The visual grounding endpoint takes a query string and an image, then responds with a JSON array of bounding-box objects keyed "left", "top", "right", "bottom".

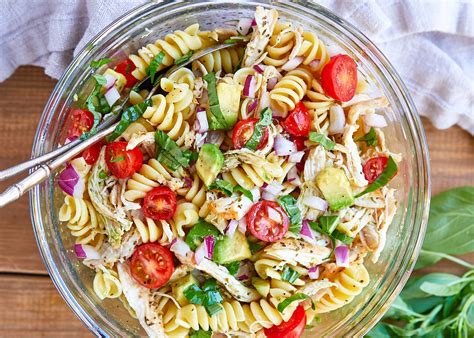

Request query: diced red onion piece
[
  {"left": 183, "top": 177, "right": 193, "bottom": 188},
  {"left": 335, "top": 245, "right": 350, "bottom": 267},
  {"left": 104, "top": 86, "right": 121, "bottom": 107},
  {"left": 262, "top": 191, "right": 276, "bottom": 201},
  {"left": 204, "top": 235, "right": 215, "bottom": 259},
  {"left": 237, "top": 18, "right": 253, "bottom": 36},
  {"left": 267, "top": 206, "right": 282, "bottom": 223},
  {"left": 206, "top": 131, "right": 225, "bottom": 145},
  {"left": 363, "top": 114, "right": 388, "bottom": 128},
  {"left": 253, "top": 64, "right": 265, "bottom": 73},
  {"left": 300, "top": 220, "right": 316, "bottom": 245},
  {"left": 262, "top": 181, "right": 284, "bottom": 196},
  {"left": 302, "top": 196, "right": 328, "bottom": 211},
  {"left": 329, "top": 105, "right": 346, "bottom": 135},
  {"left": 238, "top": 217, "right": 247, "bottom": 233},
  {"left": 104, "top": 73, "right": 116, "bottom": 90},
  {"left": 274, "top": 135, "right": 297, "bottom": 156},
  {"left": 170, "top": 238, "right": 192, "bottom": 258},
  {"left": 58, "top": 164, "right": 84, "bottom": 198},
  {"left": 309, "top": 60, "right": 321, "bottom": 71},
  {"left": 74, "top": 244, "right": 100, "bottom": 260},
  {"left": 267, "top": 77, "right": 278, "bottom": 90},
  {"left": 236, "top": 262, "right": 251, "bottom": 281},
  {"left": 288, "top": 151, "right": 305, "bottom": 163},
  {"left": 195, "top": 133, "right": 207, "bottom": 148},
  {"left": 308, "top": 266, "right": 320, "bottom": 280},
  {"left": 260, "top": 91, "right": 270, "bottom": 110},
  {"left": 196, "top": 109, "right": 209, "bottom": 133},
  {"left": 251, "top": 18, "right": 256, "bottom": 26},
  {"left": 243, "top": 75, "right": 257, "bottom": 98},
  {"left": 237, "top": 274, "right": 249, "bottom": 281},
  {"left": 226, "top": 220, "right": 239, "bottom": 238},
  {"left": 282, "top": 56, "right": 304, "bottom": 71},
  {"left": 195, "top": 242, "right": 207, "bottom": 265},
  {"left": 247, "top": 99, "right": 258, "bottom": 115},
  {"left": 287, "top": 166, "right": 302, "bottom": 186}
]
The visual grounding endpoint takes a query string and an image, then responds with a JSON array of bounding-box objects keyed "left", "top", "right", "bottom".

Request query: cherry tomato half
[
  {"left": 232, "top": 118, "right": 269, "bottom": 150},
  {"left": 321, "top": 54, "right": 357, "bottom": 102},
  {"left": 115, "top": 58, "right": 138, "bottom": 88},
  {"left": 82, "top": 141, "right": 104, "bottom": 165},
  {"left": 264, "top": 305, "right": 306, "bottom": 338},
  {"left": 66, "top": 109, "right": 94, "bottom": 139},
  {"left": 363, "top": 156, "right": 388, "bottom": 184},
  {"left": 142, "top": 187, "right": 177, "bottom": 221},
  {"left": 246, "top": 201, "right": 289, "bottom": 242},
  {"left": 281, "top": 102, "right": 310, "bottom": 137},
  {"left": 130, "top": 243, "right": 175, "bottom": 289},
  {"left": 105, "top": 141, "right": 143, "bottom": 179}
]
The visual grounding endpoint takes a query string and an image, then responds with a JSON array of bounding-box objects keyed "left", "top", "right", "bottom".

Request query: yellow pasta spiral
[
  {"left": 269, "top": 67, "right": 312, "bottom": 114},
  {"left": 166, "top": 67, "right": 196, "bottom": 91},
  {"left": 303, "top": 79, "right": 334, "bottom": 134},
  {"left": 192, "top": 46, "right": 244, "bottom": 75},
  {"left": 177, "top": 173, "right": 207, "bottom": 208},
  {"left": 120, "top": 117, "right": 154, "bottom": 141},
  {"left": 172, "top": 200, "right": 199, "bottom": 237},
  {"left": 297, "top": 31, "right": 330, "bottom": 70},
  {"left": 314, "top": 263, "right": 370, "bottom": 313},
  {"left": 264, "top": 22, "right": 295, "bottom": 67},
  {"left": 129, "top": 24, "right": 203, "bottom": 80},
  {"left": 132, "top": 217, "right": 177, "bottom": 245},
  {"left": 93, "top": 267, "right": 122, "bottom": 300},
  {"left": 254, "top": 255, "right": 306, "bottom": 287},
  {"left": 222, "top": 165, "right": 268, "bottom": 190},
  {"left": 58, "top": 196, "right": 104, "bottom": 250}
]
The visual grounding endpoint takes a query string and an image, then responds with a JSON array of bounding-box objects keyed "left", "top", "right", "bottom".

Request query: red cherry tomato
[
  {"left": 115, "top": 58, "right": 138, "bottom": 88},
  {"left": 363, "top": 156, "right": 388, "bottom": 184},
  {"left": 66, "top": 109, "right": 94, "bottom": 139},
  {"left": 291, "top": 136, "right": 307, "bottom": 151},
  {"left": 82, "top": 141, "right": 104, "bottom": 165},
  {"left": 105, "top": 141, "right": 143, "bottom": 179},
  {"left": 142, "top": 187, "right": 177, "bottom": 221},
  {"left": 232, "top": 118, "right": 269, "bottom": 150},
  {"left": 246, "top": 201, "right": 289, "bottom": 242},
  {"left": 321, "top": 54, "right": 358, "bottom": 102},
  {"left": 264, "top": 305, "right": 306, "bottom": 338},
  {"left": 130, "top": 243, "right": 175, "bottom": 289},
  {"left": 281, "top": 102, "right": 310, "bottom": 137}
]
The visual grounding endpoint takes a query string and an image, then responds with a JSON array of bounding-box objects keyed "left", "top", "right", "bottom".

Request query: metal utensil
[{"left": 0, "top": 41, "right": 241, "bottom": 207}]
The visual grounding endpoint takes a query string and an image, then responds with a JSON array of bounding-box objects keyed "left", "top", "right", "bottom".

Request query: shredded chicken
[
  {"left": 222, "top": 149, "right": 284, "bottom": 178},
  {"left": 263, "top": 238, "right": 331, "bottom": 268},
  {"left": 372, "top": 187, "right": 397, "bottom": 262},
  {"left": 298, "top": 279, "right": 335, "bottom": 301},
  {"left": 242, "top": 6, "right": 278, "bottom": 67},
  {"left": 288, "top": 26, "right": 303, "bottom": 60}
]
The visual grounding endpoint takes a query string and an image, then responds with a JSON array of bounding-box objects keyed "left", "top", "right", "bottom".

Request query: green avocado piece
[
  {"left": 213, "top": 231, "right": 251, "bottom": 265},
  {"left": 185, "top": 220, "right": 220, "bottom": 250},
  {"left": 316, "top": 167, "right": 354, "bottom": 211},
  {"left": 252, "top": 277, "right": 270, "bottom": 298},
  {"left": 172, "top": 274, "right": 197, "bottom": 306},
  {"left": 208, "top": 82, "right": 242, "bottom": 130},
  {"left": 196, "top": 143, "right": 224, "bottom": 186}
]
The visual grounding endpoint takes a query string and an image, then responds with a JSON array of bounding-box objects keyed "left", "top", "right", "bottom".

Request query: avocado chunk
[
  {"left": 213, "top": 230, "right": 251, "bottom": 265},
  {"left": 196, "top": 144, "right": 224, "bottom": 186},
  {"left": 316, "top": 167, "right": 354, "bottom": 211},
  {"left": 208, "top": 82, "right": 242, "bottom": 130},
  {"left": 185, "top": 220, "right": 220, "bottom": 250},
  {"left": 252, "top": 277, "right": 270, "bottom": 297},
  {"left": 172, "top": 274, "right": 197, "bottom": 306}
]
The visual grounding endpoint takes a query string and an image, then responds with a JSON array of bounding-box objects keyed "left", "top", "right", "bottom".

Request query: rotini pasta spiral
[
  {"left": 221, "top": 164, "right": 268, "bottom": 190},
  {"left": 192, "top": 46, "right": 244, "bottom": 75},
  {"left": 177, "top": 173, "right": 207, "bottom": 208},
  {"left": 297, "top": 31, "right": 330, "bottom": 70},
  {"left": 120, "top": 117, "right": 154, "bottom": 141},
  {"left": 133, "top": 217, "right": 177, "bottom": 245},
  {"left": 269, "top": 67, "right": 312, "bottom": 114},
  {"left": 58, "top": 196, "right": 104, "bottom": 250},
  {"left": 166, "top": 67, "right": 196, "bottom": 91},
  {"left": 172, "top": 200, "right": 199, "bottom": 237},
  {"left": 264, "top": 22, "right": 295, "bottom": 67},
  {"left": 130, "top": 24, "right": 203, "bottom": 80},
  {"left": 254, "top": 255, "right": 306, "bottom": 286},
  {"left": 314, "top": 263, "right": 370, "bottom": 313},
  {"left": 303, "top": 79, "right": 334, "bottom": 134},
  {"left": 93, "top": 266, "right": 123, "bottom": 300}
]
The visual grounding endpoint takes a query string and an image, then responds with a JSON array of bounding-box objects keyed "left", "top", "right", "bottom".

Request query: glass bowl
[{"left": 29, "top": 0, "right": 430, "bottom": 336}]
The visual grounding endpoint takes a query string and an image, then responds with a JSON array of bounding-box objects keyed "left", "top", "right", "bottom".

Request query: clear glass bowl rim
[{"left": 29, "top": 0, "right": 431, "bottom": 336}]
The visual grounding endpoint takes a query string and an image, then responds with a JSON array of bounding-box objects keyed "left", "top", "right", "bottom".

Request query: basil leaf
[
  {"left": 420, "top": 277, "right": 467, "bottom": 297},
  {"left": 205, "top": 303, "right": 223, "bottom": 316},
  {"left": 184, "top": 284, "right": 205, "bottom": 305},
  {"left": 224, "top": 261, "right": 240, "bottom": 276},
  {"left": 318, "top": 215, "right": 339, "bottom": 234},
  {"left": 189, "top": 329, "right": 212, "bottom": 338},
  {"left": 183, "top": 150, "right": 199, "bottom": 164},
  {"left": 233, "top": 185, "right": 253, "bottom": 201},
  {"left": 203, "top": 279, "right": 217, "bottom": 292},
  {"left": 109, "top": 155, "right": 125, "bottom": 163},
  {"left": 245, "top": 107, "right": 273, "bottom": 150},
  {"left": 155, "top": 130, "right": 191, "bottom": 170},
  {"left": 277, "top": 195, "right": 302, "bottom": 234},
  {"left": 174, "top": 51, "right": 193, "bottom": 65},
  {"left": 93, "top": 74, "right": 107, "bottom": 86},
  {"left": 203, "top": 72, "right": 228, "bottom": 130},
  {"left": 224, "top": 38, "right": 241, "bottom": 44},
  {"left": 356, "top": 156, "right": 398, "bottom": 197},
  {"left": 185, "top": 221, "right": 219, "bottom": 250},
  {"left": 277, "top": 293, "right": 310, "bottom": 312},
  {"left": 208, "top": 179, "right": 234, "bottom": 196},
  {"left": 281, "top": 266, "right": 301, "bottom": 284},
  {"left": 401, "top": 273, "right": 461, "bottom": 300},
  {"left": 248, "top": 241, "right": 263, "bottom": 254},
  {"left": 309, "top": 132, "right": 335, "bottom": 150},
  {"left": 90, "top": 58, "right": 112, "bottom": 69},
  {"left": 148, "top": 51, "right": 165, "bottom": 84},
  {"left": 331, "top": 230, "right": 354, "bottom": 245},
  {"left": 105, "top": 99, "right": 152, "bottom": 142},
  {"left": 356, "top": 127, "right": 378, "bottom": 147}
]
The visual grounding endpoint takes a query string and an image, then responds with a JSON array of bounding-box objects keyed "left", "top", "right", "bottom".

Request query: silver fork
[{"left": 0, "top": 41, "right": 242, "bottom": 207}]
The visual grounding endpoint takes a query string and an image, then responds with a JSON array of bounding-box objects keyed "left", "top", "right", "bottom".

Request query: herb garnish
[
  {"left": 309, "top": 218, "right": 354, "bottom": 245},
  {"left": 81, "top": 74, "right": 111, "bottom": 139},
  {"left": 148, "top": 51, "right": 165, "bottom": 84},
  {"left": 277, "top": 293, "right": 314, "bottom": 312},
  {"left": 185, "top": 221, "right": 219, "bottom": 250},
  {"left": 155, "top": 130, "right": 192, "bottom": 170},
  {"left": 281, "top": 266, "right": 301, "bottom": 284},
  {"left": 308, "top": 132, "right": 335, "bottom": 150},
  {"left": 106, "top": 99, "right": 152, "bottom": 142},
  {"left": 277, "top": 195, "right": 302, "bottom": 234},
  {"left": 356, "top": 127, "right": 377, "bottom": 147},
  {"left": 184, "top": 280, "right": 223, "bottom": 316},
  {"left": 174, "top": 51, "right": 193, "bottom": 65},
  {"left": 203, "top": 72, "right": 228, "bottom": 130},
  {"left": 356, "top": 156, "right": 397, "bottom": 197},
  {"left": 248, "top": 241, "right": 263, "bottom": 254},
  {"left": 224, "top": 261, "right": 240, "bottom": 276},
  {"left": 245, "top": 107, "right": 273, "bottom": 150},
  {"left": 208, "top": 179, "right": 253, "bottom": 200},
  {"left": 189, "top": 329, "right": 212, "bottom": 338},
  {"left": 90, "top": 58, "right": 112, "bottom": 69},
  {"left": 109, "top": 155, "right": 125, "bottom": 163},
  {"left": 98, "top": 170, "right": 108, "bottom": 179}
]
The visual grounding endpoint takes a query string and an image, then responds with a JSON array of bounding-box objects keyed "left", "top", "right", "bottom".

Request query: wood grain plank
[{"left": 0, "top": 274, "right": 91, "bottom": 337}]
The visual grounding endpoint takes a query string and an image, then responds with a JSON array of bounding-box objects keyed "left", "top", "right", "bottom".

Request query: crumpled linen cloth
[{"left": 1, "top": 0, "right": 472, "bottom": 134}]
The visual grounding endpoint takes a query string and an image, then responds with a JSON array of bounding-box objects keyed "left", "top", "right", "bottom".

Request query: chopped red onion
[
  {"left": 282, "top": 56, "right": 304, "bottom": 71},
  {"left": 302, "top": 196, "right": 329, "bottom": 211},
  {"left": 259, "top": 91, "right": 270, "bottom": 110},
  {"left": 183, "top": 177, "right": 193, "bottom": 188},
  {"left": 236, "top": 262, "right": 251, "bottom": 281},
  {"left": 262, "top": 191, "right": 276, "bottom": 201},
  {"left": 274, "top": 135, "right": 297, "bottom": 156},
  {"left": 267, "top": 77, "right": 278, "bottom": 90},
  {"left": 300, "top": 220, "right": 317, "bottom": 245},
  {"left": 195, "top": 132, "right": 207, "bottom": 149},
  {"left": 335, "top": 245, "right": 350, "bottom": 267},
  {"left": 308, "top": 266, "right": 320, "bottom": 280},
  {"left": 237, "top": 18, "right": 253, "bottom": 36},
  {"left": 287, "top": 166, "right": 302, "bottom": 186},
  {"left": 226, "top": 220, "right": 239, "bottom": 238},
  {"left": 251, "top": 18, "right": 256, "bottom": 26},
  {"left": 170, "top": 238, "right": 191, "bottom": 258},
  {"left": 262, "top": 181, "right": 284, "bottom": 196},
  {"left": 288, "top": 151, "right": 305, "bottom": 163},
  {"left": 267, "top": 206, "right": 282, "bottom": 223},
  {"left": 243, "top": 75, "right": 257, "bottom": 98},
  {"left": 196, "top": 109, "right": 209, "bottom": 133},
  {"left": 74, "top": 244, "right": 100, "bottom": 260},
  {"left": 104, "top": 73, "right": 117, "bottom": 90},
  {"left": 237, "top": 274, "right": 249, "bottom": 281},
  {"left": 206, "top": 131, "right": 225, "bottom": 145},
  {"left": 58, "top": 164, "right": 85, "bottom": 198},
  {"left": 363, "top": 114, "right": 387, "bottom": 128},
  {"left": 253, "top": 64, "right": 265, "bottom": 74},
  {"left": 329, "top": 105, "right": 346, "bottom": 135},
  {"left": 104, "top": 86, "right": 120, "bottom": 107},
  {"left": 247, "top": 99, "right": 258, "bottom": 115},
  {"left": 195, "top": 242, "right": 207, "bottom": 265},
  {"left": 309, "top": 60, "right": 321, "bottom": 71},
  {"left": 238, "top": 217, "right": 247, "bottom": 233},
  {"left": 204, "top": 236, "right": 215, "bottom": 259}
]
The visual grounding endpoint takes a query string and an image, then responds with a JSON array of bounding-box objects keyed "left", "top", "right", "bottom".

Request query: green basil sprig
[
  {"left": 155, "top": 130, "right": 192, "bottom": 170},
  {"left": 281, "top": 266, "right": 301, "bottom": 284},
  {"left": 277, "top": 195, "right": 302, "bottom": 234},
  {"left": 105, "top": 99, "right": 152, "bottom": 142},
  {"left": 81, "top": 74, "right": 111, "bottom": 139},
  {"left": 203, "top": 72, "right": 228, "bottom": 130},
  {"left": 90, "top": 58, "right": 112, "bottom": 69},
  {"left": 148, "top": 51, "right": 165, "bottom": 84},
  {"left": 356, "top": 156, "right": 398, "bottom": 197},
  {"left": 356, "top": 127, "right": 377, "bottom": 147},
  {"left": 309, "top": 132, "right": 335, "bottom": 150},
  {"left": 245, "top": 107, "right": 273, "bottom": 150},
  {"left": 277, "top": 293, "right": 314, "bottom": 312},
  {"left": 174, "top": 51, "right": 193, "bottom": 65}
]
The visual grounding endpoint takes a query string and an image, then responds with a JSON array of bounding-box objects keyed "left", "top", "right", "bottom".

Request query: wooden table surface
[{"left": 0, "top": 66, "right": 472, "bottom": 337}]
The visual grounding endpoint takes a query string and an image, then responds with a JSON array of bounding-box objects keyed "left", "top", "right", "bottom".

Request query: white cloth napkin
[{"left": 1, "top": 0, "right": 472, "bottom": 134}]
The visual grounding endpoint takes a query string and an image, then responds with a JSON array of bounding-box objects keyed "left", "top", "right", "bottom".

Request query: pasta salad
[{"left": 57, "top": 6, "right": 400, "bottom": 337}]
